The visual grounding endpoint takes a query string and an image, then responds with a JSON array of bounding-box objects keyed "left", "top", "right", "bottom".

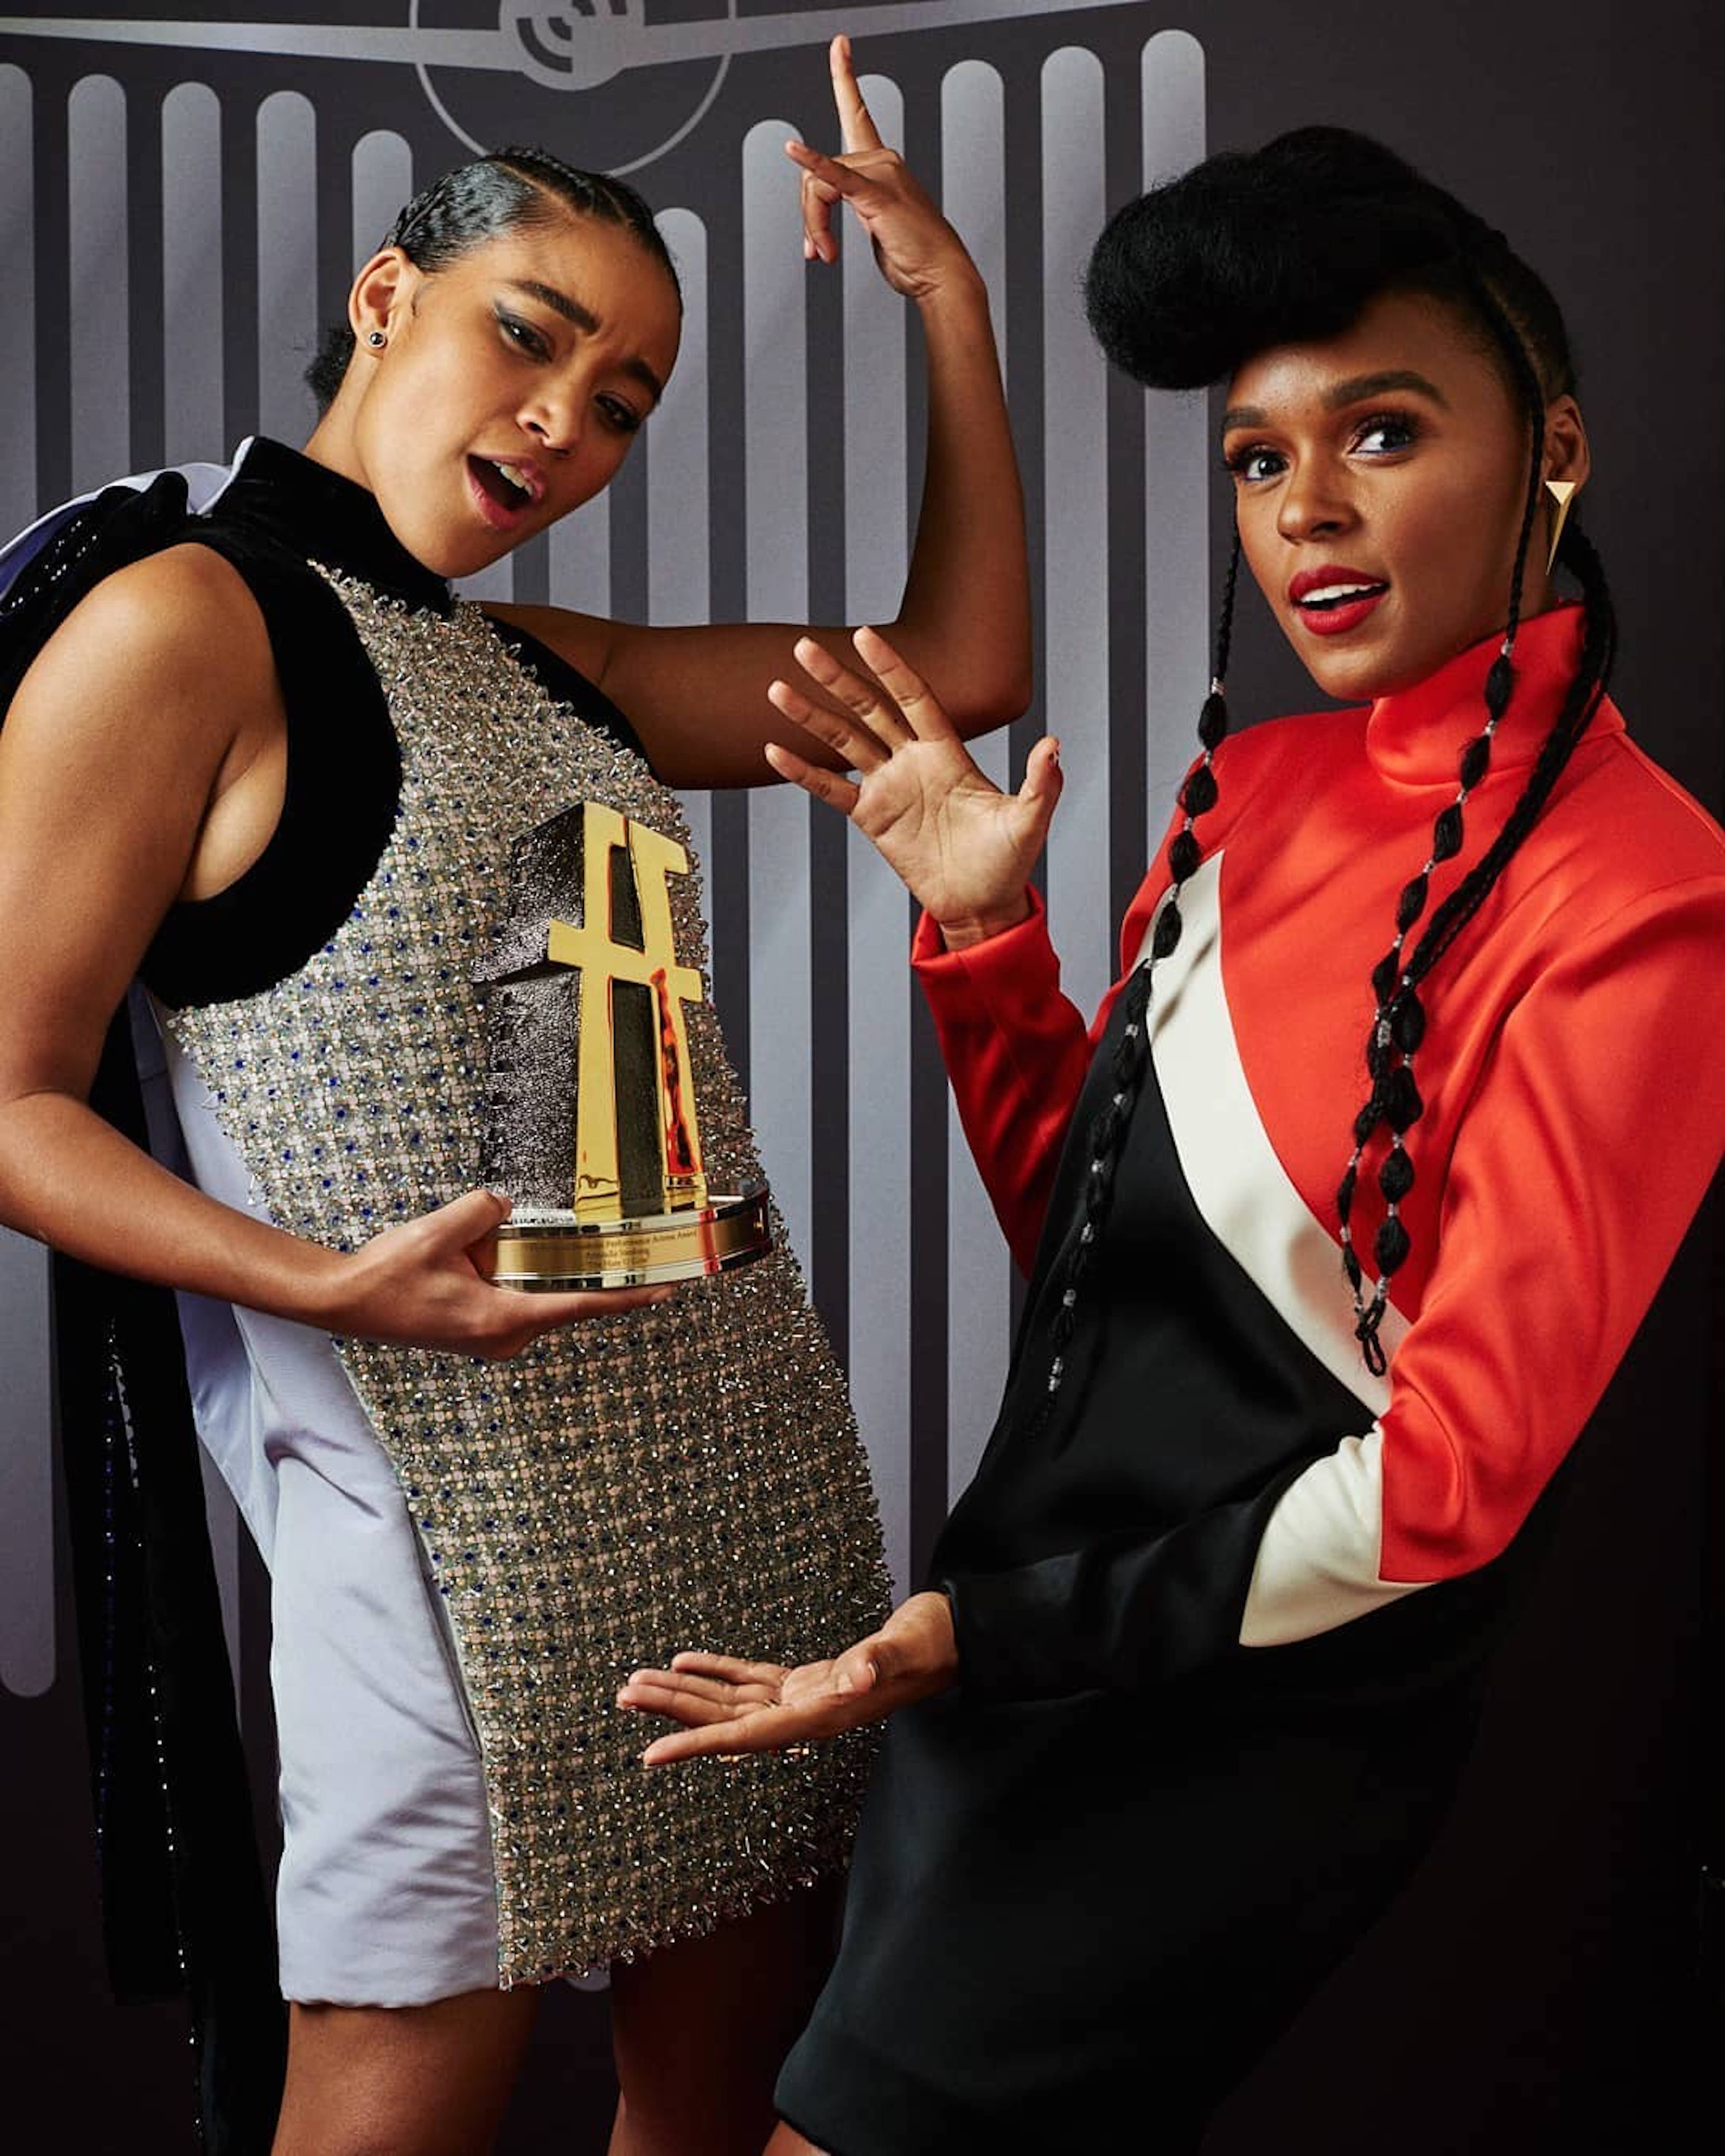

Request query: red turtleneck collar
[{"left": 1363, "top": 602, "right": 1623, "bottom": 787}]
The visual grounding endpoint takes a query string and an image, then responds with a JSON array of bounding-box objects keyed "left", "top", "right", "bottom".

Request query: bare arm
[
  {"left": 0, "top": 549, "right": 664, "bottom": 1353},
  {"left": 487, "top": 36, "right": 1030, "bottom": 791}
]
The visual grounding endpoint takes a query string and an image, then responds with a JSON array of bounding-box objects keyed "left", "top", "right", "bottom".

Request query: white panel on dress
[{"left": 1132, "top": 854, "right": 1422, "bottom": 1646}]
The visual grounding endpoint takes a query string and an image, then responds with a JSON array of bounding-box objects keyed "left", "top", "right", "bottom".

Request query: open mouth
[
  {"left": 1296, "top": 580, "right": 1388, "bottom": 613},
  {"left": 467, "top": 455, "right": 539, "bottom": 522},
  {"left": 1288, "top": 570, "right": 1390, "bottom": 638}
]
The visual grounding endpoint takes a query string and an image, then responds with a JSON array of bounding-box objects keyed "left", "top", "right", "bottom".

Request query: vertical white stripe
[
  {"left": 740, "top": 124, "right": 815, "bottom": 1274},
  {"left": 1142, "top": 32, "right": 1210, "bottom": 845},
  {"left": 68, "top": 74, "right": 129, "bottom": 493},
  {"left": 351, "top": 127, "right": 412, "bottom": 274},
  {"left": 0, "top": 1231, "right": 53, "bottom": 1697},
  {"left": 255, "top": 89, "right": 317, "bottom": 446},
  {"left": 647, "top": 209, "right": 710, "bottom": 627},
  {"left": 161, "top": 82, "right": 223, "bottom": 467},
  {"left": 0, "top": 67, "right": 36, "bottom": 536},
  {"left": 940, "top": 59, "right": 1013, "bottom": 1506},
  {"left": 1040, "top": 48, "right": 1111, "bottom": 1026},
  {"left": 456, "top": 558, "right": 516, "bottom": 603},
  {"left": 648, "top": 207, "right": 717, "bottom": 905},
  {"left": 0, "top": 68, "right": 49, "bottom": 1701},
  {"left": 843, "top": 75, "right": 911, "bottom": 1591},
  {"left": 549, "top": 493, "right": 611, "bottom": 615},
  {"left": 940, "top": 60, "right": 1008, "bottom": 384}
]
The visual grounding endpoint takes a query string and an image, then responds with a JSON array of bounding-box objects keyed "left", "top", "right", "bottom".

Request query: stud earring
[
  {"left": 1543, "top": 478, "right": 1577, "bottom": 573},
  {"left": 366, "top": 329, "right": 386, "bottom": 348}
]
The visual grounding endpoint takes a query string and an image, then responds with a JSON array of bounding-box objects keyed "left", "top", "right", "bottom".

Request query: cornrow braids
[
  {"left": 1032, "top": 533, "right": 1243, "bottom": 1437},
  {"left": 1336, "top": 269, "right": 1613, "bottom": 1373},
  {"left": 304, "top": 146, "right": 680, "bottom": 414}
]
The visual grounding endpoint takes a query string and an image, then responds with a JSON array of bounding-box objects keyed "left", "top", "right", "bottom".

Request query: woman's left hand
[
  {"left": 791, "top": 35, "right": 977, "bottom": 304},
  {"left": 619, "top": 1589, "right": 959, "bottom": 1766}
]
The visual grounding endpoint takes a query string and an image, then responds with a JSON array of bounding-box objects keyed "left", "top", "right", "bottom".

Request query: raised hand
[
  {"left": 790, "top": 34, "right": 976, "bottom": 303},
  {"left": 322, "top": 1187, "right": 673, "bottom": 1358},
  {"left": 618, "top": 1590, "right": 959, "bottom": 1766},
  {"left": 766, "top": 625, "right": 1061, "bottom": 948}
]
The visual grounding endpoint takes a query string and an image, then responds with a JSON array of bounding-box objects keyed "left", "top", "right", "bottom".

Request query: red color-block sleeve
[
  {"left": 934, "top": 872, "right": 1725, "bottom": 1697},
  {"left": 911, "top": 875, "right": 1165, "bottom": 1275},
  {"left": 1376, "top": 872, "right": 1725, "bottom": 1581}
]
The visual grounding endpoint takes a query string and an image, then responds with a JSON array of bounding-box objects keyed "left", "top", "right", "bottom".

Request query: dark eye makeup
[
  {"left": 1221, "top": 407, "right": 1423, "bottom": 483},
  {"left": 495, "top": 306, "right": 552, "bottom": 360}
]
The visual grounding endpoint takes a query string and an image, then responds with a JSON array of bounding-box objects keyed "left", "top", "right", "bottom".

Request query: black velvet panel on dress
[{"left": 136, "top": 438, "right": 655, "bottom": 1010}]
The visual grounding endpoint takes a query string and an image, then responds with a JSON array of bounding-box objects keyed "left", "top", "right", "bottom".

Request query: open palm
[{"left": 766, "top": 626, "right": 1061, "bottom": 941}]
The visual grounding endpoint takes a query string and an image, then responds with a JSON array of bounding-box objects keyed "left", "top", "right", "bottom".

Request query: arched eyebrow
[
  {"left": 1221, "top": 368, "right": 1449, "bottom": 435},
  {"left": 503, "top": 278, "right": 665, "bottom": 403}
]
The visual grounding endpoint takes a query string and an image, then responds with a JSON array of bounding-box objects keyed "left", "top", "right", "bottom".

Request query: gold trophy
[{"left": 473, "top": 800, "right": 770, "bottom": 1289}]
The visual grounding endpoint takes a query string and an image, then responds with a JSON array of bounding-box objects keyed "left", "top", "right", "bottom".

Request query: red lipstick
[{"left": 1288, "top": 564, "right": 1389, "bottom": 638}]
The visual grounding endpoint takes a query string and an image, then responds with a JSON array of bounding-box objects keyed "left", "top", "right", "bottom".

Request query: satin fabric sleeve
[
  {"left": 910, "top": 877, "right": 1166, "bottom": 1276},
  {"left": 938, "top": 872, "right": 1725, "bottom": 1701}
]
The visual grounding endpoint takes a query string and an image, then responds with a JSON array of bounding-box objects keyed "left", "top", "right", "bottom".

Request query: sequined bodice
[{"left": 165, "top": 569, "right": 888, "bottom": 1981}]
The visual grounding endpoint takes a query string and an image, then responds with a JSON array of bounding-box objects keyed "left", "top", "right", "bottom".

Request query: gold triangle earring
[{"left": 1543, "top": 478, "right": 1578, "bottom": 573}]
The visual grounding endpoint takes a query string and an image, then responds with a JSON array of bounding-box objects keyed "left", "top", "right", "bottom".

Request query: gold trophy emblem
[{"left": 474, "top": 800, "right": 770, "bottom": 1289}]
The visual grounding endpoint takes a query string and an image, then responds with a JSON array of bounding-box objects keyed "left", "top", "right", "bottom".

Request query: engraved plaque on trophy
[{"left": 472, "top": 801, "right": 770, "bottom": 1289}]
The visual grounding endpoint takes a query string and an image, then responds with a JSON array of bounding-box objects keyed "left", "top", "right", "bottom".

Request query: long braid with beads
[
  {"left": 1032, "top": 535, "right": 1243, "bottom": 1430},
  {"left": 1336, "top": 271, "right": 1615, "bottom": 1370}
]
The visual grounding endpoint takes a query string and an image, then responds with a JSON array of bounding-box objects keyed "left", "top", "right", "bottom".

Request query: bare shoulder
[
  {"left": 9, "top": 540, "right": 276, "bottom": 768},
  {"left": 481, "top": 599, "right": 614, "bottom": 684},
  {"left": 41, "top": 540, "right": 269, "bottom": 688}
]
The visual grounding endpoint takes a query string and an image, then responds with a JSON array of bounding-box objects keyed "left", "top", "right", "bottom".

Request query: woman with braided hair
[
  {"left": 0, "top": 36, "right": 1029, "bottom": 2156},
  {"left": 621, "top": 126, "right": 1725, "bottom": 2152}
]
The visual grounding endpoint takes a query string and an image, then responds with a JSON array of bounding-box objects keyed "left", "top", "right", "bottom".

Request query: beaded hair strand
[{"left": 1336, "top": 268, "right": 1614, "bottom": 1372}]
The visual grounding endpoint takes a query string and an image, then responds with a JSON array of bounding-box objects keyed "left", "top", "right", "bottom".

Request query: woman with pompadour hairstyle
[{"left": 624, "top": 125, "right": 1725, "bottom": 2153}]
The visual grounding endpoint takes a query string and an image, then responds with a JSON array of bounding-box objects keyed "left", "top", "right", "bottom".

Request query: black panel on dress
[
  {"left": 138, "top": 525, "right": 404, "bottom": 1009},
  {"left": 780, "top": 978, "right": 1562, "bottom": 2153},
  {"left": 136, "top": 438, "right": 656, "bottom": 1008}
]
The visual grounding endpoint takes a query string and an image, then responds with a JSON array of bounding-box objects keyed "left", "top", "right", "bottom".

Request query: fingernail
[{"left": 835, "top": 1670, "right": 854, "bottom": 1694}]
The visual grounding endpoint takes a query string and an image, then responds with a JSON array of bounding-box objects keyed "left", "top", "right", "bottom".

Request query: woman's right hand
[
  {"left": 317, "top": 1188, "right": 673, "bottom": 1358},
  {"left": 765, "top": 626, "right": 1061, "bottom": 949}
]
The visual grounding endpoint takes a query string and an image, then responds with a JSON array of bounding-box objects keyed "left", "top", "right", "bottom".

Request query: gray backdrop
[{"left": 0, "top": 3, "right": 1717, "bottom": 2150}]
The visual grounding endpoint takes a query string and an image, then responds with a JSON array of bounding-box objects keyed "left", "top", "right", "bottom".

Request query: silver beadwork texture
[{"left": 168, "top": 572, "right": 891, "bottom": 1984}]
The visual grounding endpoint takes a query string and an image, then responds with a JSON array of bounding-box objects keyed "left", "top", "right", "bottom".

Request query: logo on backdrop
[{"left": 0, "top": 0, "right": 1148, "bottom": 168}]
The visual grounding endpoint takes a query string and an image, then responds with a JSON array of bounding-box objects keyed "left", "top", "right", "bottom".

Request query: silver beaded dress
[{"left": 130, "top": 438, "right": 889, "bottom": 2006}]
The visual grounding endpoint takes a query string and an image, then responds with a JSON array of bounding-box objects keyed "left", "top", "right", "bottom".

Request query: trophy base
[{"left": 483, "top": 1184, "right": 772, "bottom": 1290}]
